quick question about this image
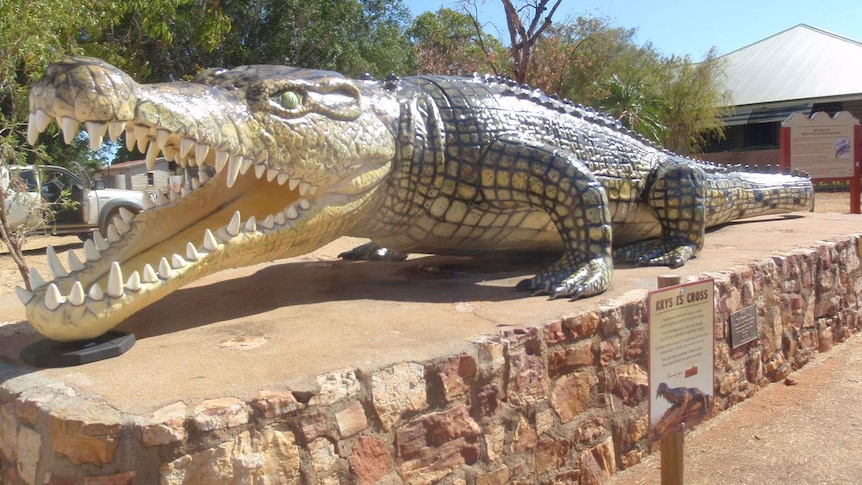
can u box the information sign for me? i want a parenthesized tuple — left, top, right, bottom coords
(730, 305, 758, 349)
(648, 279, 714, 441)
(784, 111, 858, 179)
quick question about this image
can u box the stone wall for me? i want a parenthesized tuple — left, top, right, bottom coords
(1, 235, 860, 484)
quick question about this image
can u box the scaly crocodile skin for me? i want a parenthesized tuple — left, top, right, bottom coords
(20, 57, 814, 341)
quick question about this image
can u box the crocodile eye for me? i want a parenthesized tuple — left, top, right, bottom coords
(278, 91, 302, 109)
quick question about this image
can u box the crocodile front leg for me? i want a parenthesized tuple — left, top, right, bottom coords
(488, 137, 614, 300)
(614, 159, 706, 268)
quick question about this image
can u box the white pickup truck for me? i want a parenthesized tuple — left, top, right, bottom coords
(1, 164, 148, 239)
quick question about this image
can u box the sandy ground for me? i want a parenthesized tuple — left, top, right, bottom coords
(1, 191, 853, 298)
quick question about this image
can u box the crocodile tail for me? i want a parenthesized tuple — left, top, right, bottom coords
(705, 171, 815, 226)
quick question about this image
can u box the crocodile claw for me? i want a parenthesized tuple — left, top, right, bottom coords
(516, 256, 612, 301)
(616, 239, 696, 268)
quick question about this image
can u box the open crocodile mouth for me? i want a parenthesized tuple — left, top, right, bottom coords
(18, 111, 387, 342)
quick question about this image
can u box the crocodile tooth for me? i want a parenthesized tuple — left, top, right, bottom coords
(244, 216, 257, 232)
(299, 199, 311, 210)
(227, 211, 241, 237)
(171, 254, 187, 269)
(45, 284, 65, 310)
(155, 129, 170, 149)
(67, 250, 85, 272)
(60, 117, 79, 144)
(158, 257, 173, 279)
(187, 153, 198, 167)
(196, 143, 210, 163)
(158, 192, 170, 205)
(289, 178, 300, 191)
(254, 164, 266, 179)
(142, 264, 159, 284)
(108, 121, 126, 141)
(215, 150, 229, 172)
(83, 239, 100, 261)
(275, 212, 286, 226)
(107, 262, 124, 298)
(126, 271, 142, 292)
(29, 268, 47, 290)
(118, 207, 135, 223)
(88, 284, 105, 301)
(239, 157, 253, 175)
(107, 224, 122, 243)
(191, 178, 201, 190)
(125, 126, 137, 151)
(262, 214, 275, 230)
(186, 242, 201, 261)
(180, 138, 195, 158)
(69, 281, 86, 306)
(299, 182, 311, 196)
(34, 109, 51, 131)
(114, 217, 132, 234)
(145, 142, 160, 170)
(163, 145, 177, 162)
(142, 192, 156, 210)
(181, 186, 192, 197)
(135, 125, 150, 153)
(277, 173, 290, 185)
(266, 168, 278, 182)
(226, 155, 242, 188)
(286, 206, 299, 220)
(199, 170, 210, 184)
(203, 229, 220, 251)
(27, 113, 40, 145)
(93, 231, 110, 251)
(46, 246, 69, 278)
(15, 286, 34, 305)
(86, 122, 108, 151)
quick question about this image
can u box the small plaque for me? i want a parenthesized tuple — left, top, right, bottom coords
(730, 306, 757, 349)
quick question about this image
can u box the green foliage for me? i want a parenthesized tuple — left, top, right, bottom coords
(82, 0, 231, 81)
(204, 0, 414, 78)
(529, 17, 729, 154)
(655, 49, 731, 155)
(408, 7, 508, 76)
(599, 74, 668, 143)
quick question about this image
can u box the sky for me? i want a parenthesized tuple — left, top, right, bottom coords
(402, 0, 862, 59)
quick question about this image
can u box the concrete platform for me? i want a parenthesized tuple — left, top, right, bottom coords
(1, 211, 861, 483)
(0, 213, 862, 484)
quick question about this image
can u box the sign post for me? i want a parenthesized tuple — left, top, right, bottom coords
(649, 275, 715, 485)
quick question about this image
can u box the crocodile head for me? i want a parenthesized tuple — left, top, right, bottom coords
(21, 57, 398, 341)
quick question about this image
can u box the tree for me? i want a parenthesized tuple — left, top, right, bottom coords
(203, 0, 414, 78)
(83, 0, 231, 82)
(599, 74, 668, 143)
(529, 17, 729, 152)
(656, 49, 731, 155)
(408, 8, 507, 75)
(0, 0, 97, 288)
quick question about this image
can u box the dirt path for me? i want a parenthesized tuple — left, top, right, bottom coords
(610, 332, 862, 485)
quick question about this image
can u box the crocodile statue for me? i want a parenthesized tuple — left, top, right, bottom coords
(20, 56, 813, 342)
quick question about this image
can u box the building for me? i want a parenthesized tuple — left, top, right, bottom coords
(702, 24, 862, 167)
(97, 158, 173, 194)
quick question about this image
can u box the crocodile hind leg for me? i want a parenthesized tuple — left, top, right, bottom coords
(615, 159, 706, 268)
(486, 137, 614, 300)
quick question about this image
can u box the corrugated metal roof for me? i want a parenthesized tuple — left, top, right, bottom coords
(721, 24, 862, 107)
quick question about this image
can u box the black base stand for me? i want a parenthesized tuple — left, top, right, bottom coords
(20, 331, 135, 368)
